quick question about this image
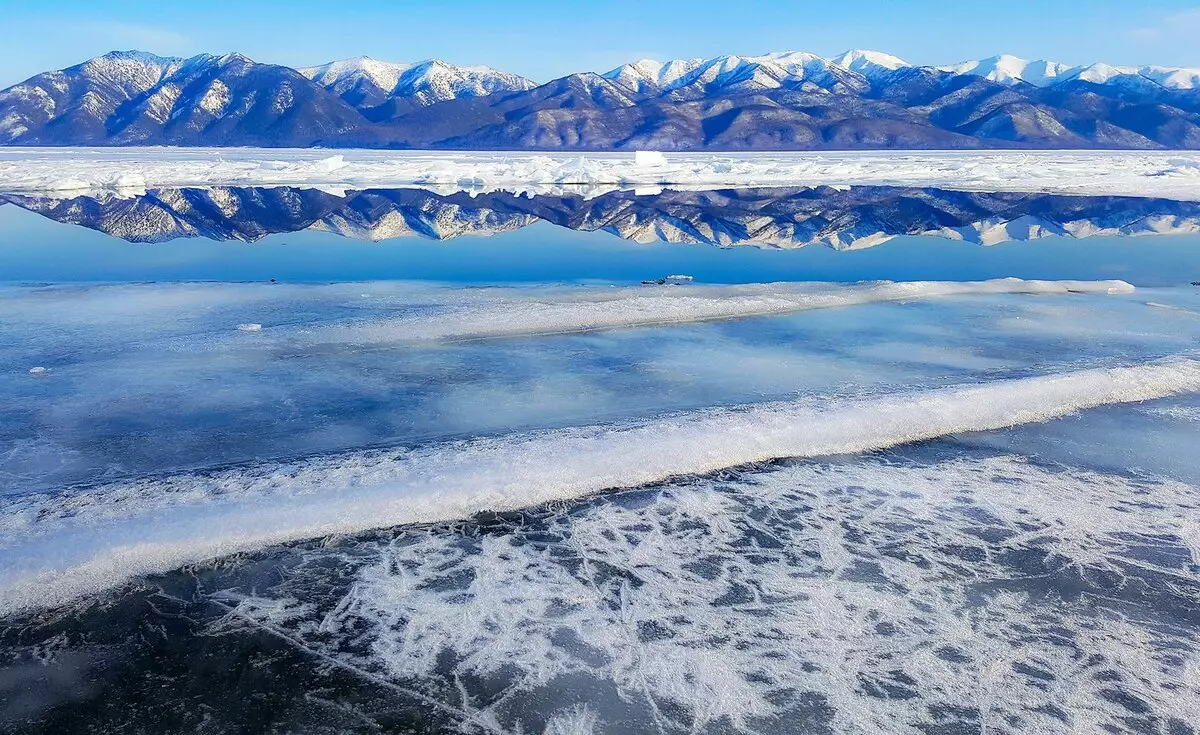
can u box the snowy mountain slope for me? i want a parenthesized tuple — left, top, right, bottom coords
(2, 52, 374, 146)
(298, 57, 410, 108)
(602, 49, 1200, 95)
(0, 51, 182, 143)
(935, 54, 1200, 91)
(105, 54, 367, 145)
(299, 57, 535, 111)
(603, 52, 868, 98)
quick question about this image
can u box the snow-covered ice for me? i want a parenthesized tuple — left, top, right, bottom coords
(3, 148, 1200, 200)
(2, 357, 1198, 616)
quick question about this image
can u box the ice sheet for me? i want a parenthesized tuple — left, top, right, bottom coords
(290, 278, 1136, 345)
(3, 148, 1200, 200)
(2, 359, 1199, 616)
(212, 451, 1200, 734)
(3, 279, 1175, 493)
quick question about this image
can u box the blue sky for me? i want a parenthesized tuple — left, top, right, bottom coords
(2, 0, 1200, 87)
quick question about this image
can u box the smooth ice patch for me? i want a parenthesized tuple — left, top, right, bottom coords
(301, 278, 1135, 346)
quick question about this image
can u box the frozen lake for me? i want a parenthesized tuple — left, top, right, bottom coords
(0, 177, 1198, 735)
(3, 148, 1200, 199)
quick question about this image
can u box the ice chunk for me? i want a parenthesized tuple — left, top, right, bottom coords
(47, 178, 92, 191)
(310, 155, 347, 174)
(112, 173, 146, 191)
(236, 323, 262, 332)
(634, 150, 667, 167)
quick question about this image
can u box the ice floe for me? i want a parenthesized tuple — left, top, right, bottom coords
(3, 148, 1200, 200)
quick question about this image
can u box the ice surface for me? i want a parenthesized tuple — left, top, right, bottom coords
(200, 450, 1200, 733)
(3, 280, 1195, 495)
(4, 148, 1200, 200)
(6, 278, 1180, 493)
(2, 358, 1199, 616)
(287, 278, 1135, 345)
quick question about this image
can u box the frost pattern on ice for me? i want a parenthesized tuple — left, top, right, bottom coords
(217, 454, 1200, 734)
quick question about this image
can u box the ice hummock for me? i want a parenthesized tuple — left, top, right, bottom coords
(4, 148, 1200, 200)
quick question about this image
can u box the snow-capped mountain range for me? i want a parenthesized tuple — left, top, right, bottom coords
(3, 48, 1200, 148)
(298, 57, 536, 112)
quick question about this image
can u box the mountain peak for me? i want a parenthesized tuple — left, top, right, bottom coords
(299, 56, 535, 108)
(606, 51, 871, 97)
(834, 49, 909, 73)
(300, 57, 410, 93)
(96, 50, 181, 65)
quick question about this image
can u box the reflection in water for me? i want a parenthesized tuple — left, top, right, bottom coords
(3, 185, 1200, 249)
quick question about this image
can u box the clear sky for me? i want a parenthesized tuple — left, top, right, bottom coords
(2, 0, 1200, 87)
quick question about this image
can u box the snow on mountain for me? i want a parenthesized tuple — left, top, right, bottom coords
(1141, 66, 1200, 90)
(6, 48, 1200, 149)
(936, 55, 1076, 86)
(603, 50, 1200, 94)
(831, 50, 910, 79)
(300, 57, 408, 98)
(603, 51, 867, 97)
(0, 51, 184, 142)
(300, 57, 535, 108)
(936, 54, 1200, 90)
(74, 51, 185, 94)
(601, 58, 707, 96)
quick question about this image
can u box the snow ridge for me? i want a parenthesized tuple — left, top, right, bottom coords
(299, 56, 536, 106)
(603, 49, 1200, 93)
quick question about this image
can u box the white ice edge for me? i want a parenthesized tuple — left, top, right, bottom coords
(315, 278, 1137, 345)
(2, 357, 1199, 617)
(3, 148, 1200, 200)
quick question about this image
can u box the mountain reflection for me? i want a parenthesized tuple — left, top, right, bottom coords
(3, 186, 1199, 250)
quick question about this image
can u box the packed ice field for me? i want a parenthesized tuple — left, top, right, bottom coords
(3, 148, 1200, 199)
